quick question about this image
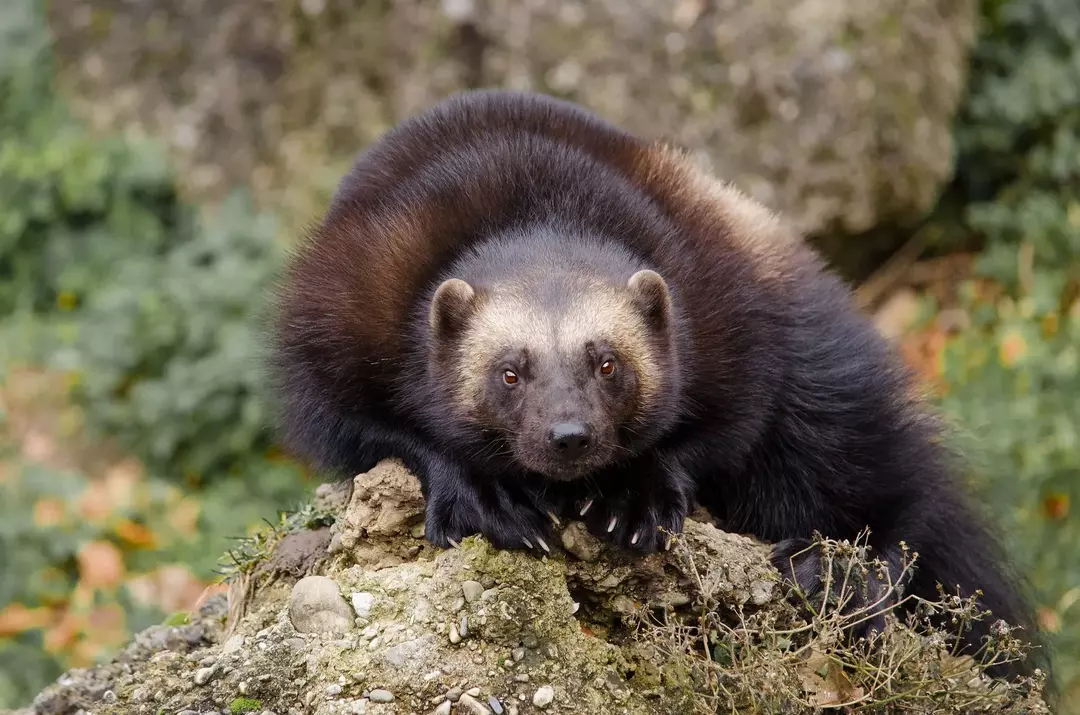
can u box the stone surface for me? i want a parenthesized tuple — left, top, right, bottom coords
(46, 0, 976, 240)
(288, 575, 354, 635)
(13, 459, 1050, 715)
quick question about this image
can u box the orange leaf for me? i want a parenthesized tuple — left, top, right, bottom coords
(1043, 493, 1070, 521)
(113, 519, 158, 549)
(76, 540, 126, 590)
(0, 604, 54, 636)
(999, 332, 1027, 367)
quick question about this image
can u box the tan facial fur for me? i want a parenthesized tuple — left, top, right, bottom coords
(450, 276, 661, 418)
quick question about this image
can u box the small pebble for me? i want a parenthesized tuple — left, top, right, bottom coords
(532, 685, 554, 708)
(459, 615, 469, 638)
(351, 592, 375, 618)
(449, 625, 461, 644)
(326, 684, 342, 697)
(522, 634, 539, 649)
(446, 687, 463, 702)
(369, 689, 394, 703)
(451, 597, 466, 612)
(481, 588, 499, 602)
(193, 667, 217, 685)
(433, 702, 452, 715)
(101, 691, 116, 704)
(489, 696, 505, 714)
(462, 580, 484, 603)
(511, 647, 525, 662)
(513, 674, 530, 683)
(239, 681, 249, 695)
(466, 687, 481, 697)
(222, 634, 246, 654)
(457, 693, 491, 715)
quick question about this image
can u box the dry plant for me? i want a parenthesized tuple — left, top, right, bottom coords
(626, 529, 1049, 714)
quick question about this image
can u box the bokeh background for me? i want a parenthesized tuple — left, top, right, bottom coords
(1, 0, 1077, 710)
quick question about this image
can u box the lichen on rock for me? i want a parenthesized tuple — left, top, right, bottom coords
(14, 460, 1051, 715)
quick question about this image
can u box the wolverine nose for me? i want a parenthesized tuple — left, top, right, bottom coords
(549, 422, 592, 461)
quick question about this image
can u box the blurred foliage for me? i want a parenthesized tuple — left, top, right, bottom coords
(0, 0, 310, 707)
(910, 0, 1080, 704)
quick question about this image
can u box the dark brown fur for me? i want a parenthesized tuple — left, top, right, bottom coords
(269, 89, 1041, 682)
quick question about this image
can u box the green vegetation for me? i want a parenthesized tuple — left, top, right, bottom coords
(0, 0, 310, 706)
(229, 696, 263, 713)
(916, 0, 1080, 701)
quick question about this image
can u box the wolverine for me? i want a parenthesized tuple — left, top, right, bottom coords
(269, 89, 1038, 677)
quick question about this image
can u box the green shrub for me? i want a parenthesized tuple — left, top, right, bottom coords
(920, 0, 1080, 701)
(0, 1, 309, 707)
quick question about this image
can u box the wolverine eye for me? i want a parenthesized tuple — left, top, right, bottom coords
(502, 369, 519, 386)
(599, 358, 616, 377)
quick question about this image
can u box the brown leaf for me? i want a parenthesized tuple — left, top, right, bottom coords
(76, 540, 126, 590)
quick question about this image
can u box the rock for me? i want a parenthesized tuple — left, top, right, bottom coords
(288, 575, 353, 634)
(351, 592, 375, 618)
(459, 615, 469, 638)
(48, 0, 976, 244)
(335, 460, 427, 546)
(16, 461, 1051, 715)
(458, 693, 492, 715)
(193, 667, 217, 685)
(489, 696, 505, 714)
(559, 521, 602, 562)
(461, 580, 484, 603)
(449, 624, 461, 644)
(433, 701, 452, 715)
(221, 634, 246, 654)
(533, 685, 555, 708)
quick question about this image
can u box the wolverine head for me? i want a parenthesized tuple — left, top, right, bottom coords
(425, 240, 680, 480)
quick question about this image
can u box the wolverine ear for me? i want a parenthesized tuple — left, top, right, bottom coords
(627, 269, 672, 328)
(429, 278, 477, 339)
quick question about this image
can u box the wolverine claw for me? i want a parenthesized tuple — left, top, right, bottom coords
(522, 537, 534, 549)
(548, 511, 561, 526)
(447, 537, 461, 549)
(607, 516, 617, 533)
(536, 536, 551, 553)
(580, 499, 594, 516)
(630, 530, 641, 545)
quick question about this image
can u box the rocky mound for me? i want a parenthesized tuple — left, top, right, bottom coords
(47, 0, 975, 242)
(14, 460, 1049, 715)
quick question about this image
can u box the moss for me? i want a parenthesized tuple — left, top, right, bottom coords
(229, 697, 263, 713)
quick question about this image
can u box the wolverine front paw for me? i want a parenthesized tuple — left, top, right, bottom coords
(424, 484, 559, 555)
(578, 488, 687, 553)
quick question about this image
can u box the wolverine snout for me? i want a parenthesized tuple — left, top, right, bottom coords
(548, 421, 593, 461)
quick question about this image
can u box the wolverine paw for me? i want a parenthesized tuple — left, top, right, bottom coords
(769, 538, 896, 640)
(578, 489, 687, 553)
(424, 485, 559, 555)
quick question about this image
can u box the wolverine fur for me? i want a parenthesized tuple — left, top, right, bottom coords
(269, 89, 1039, 679)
